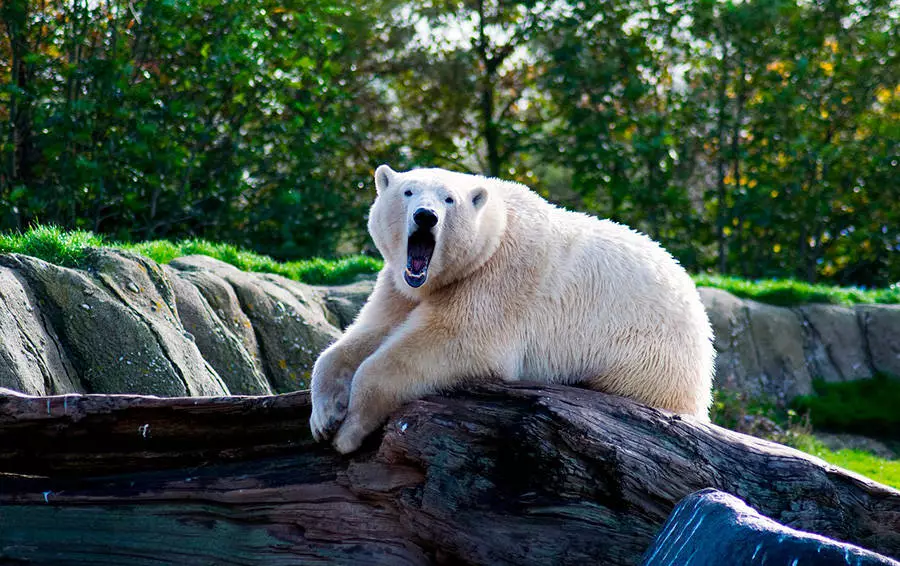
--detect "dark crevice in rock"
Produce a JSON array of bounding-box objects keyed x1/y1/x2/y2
[
  {"x1": 856, "y1": 308, "x2": 877, "y2": 377},
  {"x1": 164, "y1": 266, "x2": 271, "y2": 395},
  {"x1": 795, "y1": 307, "x2": 844, "y2": 382},
  {"x1": 14, "y1": 313, "x2": 57, "y2": 394},
  {"x1": 41, "y1": 314, "x2": 79, "y2": 392},
  {"x1": 217, "y1": 276, "x2": 281, "y2": 393},
  {"x1": 741, "y1": 302, "x2": 768, "y2": 397}
]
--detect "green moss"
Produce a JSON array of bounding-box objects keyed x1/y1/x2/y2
[{"x1": 791, "y1": 374, "x2": 900, "y2": 438}]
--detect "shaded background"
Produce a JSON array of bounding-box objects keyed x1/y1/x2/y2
[{"x1": 1, "y1": 0, "x2": 898, "y2": 285}]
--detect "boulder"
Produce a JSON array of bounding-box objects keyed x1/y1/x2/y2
[
  {"x1": 315, "y1": 278, "x2": 376, "y2": 330},
  {"x1": 858, "y1": 305, "x2": 900, "y2": 379},
  {"x1": 745, "y1": 300, "x2": 813, "y2": 400},
  {"x1": 641, "y1": 489, "x2": 899, "y2": 566},
  {"x1": 0, "y1": 253, "x2": 226, "y2": 396},
  {"x1": 82, "y1": 249, "x2": 228, "y2": 396},
  {"x1": 798, "y1": 304, "x2": 873, "y2": 382},
  {"x1": 699, "y1": 287, "x2": 764, "y2": 395},
  {"x1": 174, "y1": 268, "x2": 266, "y2": 374},
  {"x1": 164, "y1": 266, "x2": 272, "y2": 395},
  {"x1": 170, "y1": 256, "x2": 340, "y2": 392},
  {"x1": 0, "y1": 265, "x2": 79, "y2": 395}
]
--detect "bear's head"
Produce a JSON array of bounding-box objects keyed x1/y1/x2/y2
[{"x1": 368, "y1": 165, "x2": 507, "y2": 295}]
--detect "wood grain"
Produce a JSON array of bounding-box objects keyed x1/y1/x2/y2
[{"x1": 1, "y1": 384, "x2": 898, "y2": 565}]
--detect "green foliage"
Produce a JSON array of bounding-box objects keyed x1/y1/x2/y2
[
  {"x1": 791, "y1": 375, "x2": 900, "y2": 438},
  {"x1": 1, "y1": 0, "x2": 898, "y2": 281},
  {"x1": 0, "y1": 0, "x2": 375, "y2": 259},
  {"x1": 130, "y1": 239, "x2": 383, "y2": 285},
  {"x1": 128, "y1": 239, "x2": 382, "y2": 284}
]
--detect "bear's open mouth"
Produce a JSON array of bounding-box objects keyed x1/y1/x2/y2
[{"x1": 404, "y1": 229, "x2": 435, "y2": 288}]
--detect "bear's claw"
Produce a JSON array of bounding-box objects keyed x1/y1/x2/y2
[{"x1": 309, "y1": 395, "x2": 347, "y2": 442}]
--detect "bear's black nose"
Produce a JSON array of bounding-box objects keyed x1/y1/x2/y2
[{"x1": 413, "y1": 208, "x2": 438, "y2": 229}]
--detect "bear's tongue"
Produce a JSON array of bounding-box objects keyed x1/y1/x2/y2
[
  {"x1": 405, "y1": 229, "x2": 435, "y2": 288},
  {"x1": 410, "y1": 255, "x2": 428, "y2": 273}
]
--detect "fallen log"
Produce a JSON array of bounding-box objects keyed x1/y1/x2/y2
[{"x1": 1, "y1": 383, "x2": 899, "y2": 565}]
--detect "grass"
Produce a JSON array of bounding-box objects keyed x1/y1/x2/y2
[
  {"x1": 693, "y1": 273, "x2": 900, "y2": 306},
  {"x1": 1, "y1": 225, "x2": 899, "y2": 301},
  {"x1": 0, "y1": 225, "x2": 381, "y2": 285},
  {"x1": 0, "y1": 225, "x2": 105, "y2": 267},
  {"x1": 127, "y1": 238, "x2": 382, "y2": 285},
  {"x1": 791, "y1": 374, "x2": 900, "y2": 439},
  {"x1": 788, "y1": 434, "x2": 900, "y2": 489}
]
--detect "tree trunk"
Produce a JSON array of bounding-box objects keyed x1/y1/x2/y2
[
  {"x1": 715, "y1": 43, "x2": 730, "y2": 275},
  {"x1": 476, "y1": 0, "x2": 501, "y2": 178},
  {"x1": 1, "y1": 383, "x2": 898, "y2": 565}
]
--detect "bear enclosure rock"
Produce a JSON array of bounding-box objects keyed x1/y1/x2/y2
[
  {"x1": 0, "y1": 252, "x2": 344, "y2": 396},
  {"x1": 1, "y1": 384, "x2": 899, "y2": 565}
]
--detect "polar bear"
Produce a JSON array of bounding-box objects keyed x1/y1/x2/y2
[{"x1": 310, "y1": 165, "x2": 715, "y2": 453}]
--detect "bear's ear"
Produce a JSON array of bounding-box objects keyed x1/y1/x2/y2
[
  {"x1": 471, "y1": 186, "x2": 488, "y2": 210},
  {"x1": 374, "y1": 164, "x2": 396, "y2": 194}
]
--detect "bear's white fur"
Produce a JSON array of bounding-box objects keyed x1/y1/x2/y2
[{"x1": 310, "y1": 165, "x2": 715, "y2": 453}]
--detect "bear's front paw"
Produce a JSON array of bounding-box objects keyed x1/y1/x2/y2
[
  {"x1": 309, "y1": 369, "x2": 352, "y2": 442},
  {"x1": 332, "y1": 413, "x2": 371, "y2": 454},
  {"x1": 309, "y1": 395, "x2": 347, "y2": 442}
]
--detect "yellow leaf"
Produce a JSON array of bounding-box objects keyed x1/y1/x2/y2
[
  {"x1": 724, "y1": 174, "x2": 735, "y2": 185},
  {"x1": 876, "y1": 87, "x2": 892, "y2": 104},
  {"x1": 819, "y1": 61, "x2": 834, "y2": 76},
  {"x1": 773, "y1": 244, "x2": 782, "y2": 253},
  {"x1": 748, "y1": 179, "x2": 758, "y2": 188},
  {"x1": 820, "y1": 109, "x2": 829, "y2": 119},
  {"x1": 770, "y1": 190, "x2": 779, "y2": 198},
  {"x1": 767, "y1": 61, "x2": 786, "y2": 74}
]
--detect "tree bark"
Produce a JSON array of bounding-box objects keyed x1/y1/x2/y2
[
  {"x1": 1, "y1": 383, "x2": 898, "y2": 565},
  {"x1": 715, "y1": 33, "x2": 730, "y2": 275}
]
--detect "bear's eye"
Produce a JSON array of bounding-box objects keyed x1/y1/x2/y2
[
  {"x1": 404, "y1": 190, "x2": 412, "y2": 197},
  {"x1": 445, "y1": 197, "x2": 454, "y2": 204}
]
